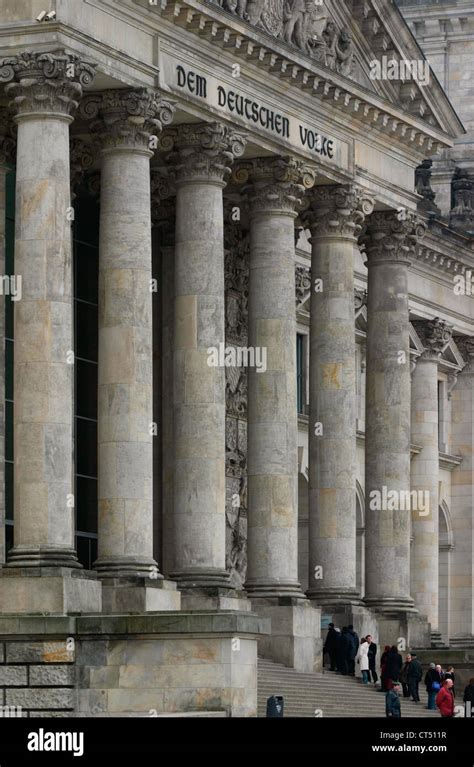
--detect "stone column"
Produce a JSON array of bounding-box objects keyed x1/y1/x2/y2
[
  {"x1": 79, "y1": 90, "x2": 175, "y2": 584},
  {"x1": 0, "y1": 51, "x2": 102, "y2": 613},
  {"x1": 450, "y1": 337, "x2": 474, "y2": 642},
  {"x1": 304, "y1": 184, "x2": 373, "y2": 607},
  {"x1": 361, "y1": 211, "x2": 427, "y2": 643},
  {"x1": 164, "y1": 122, "x2": 246, "y2": 592},
  {"x1": 233, "y1": 157, "x2": 321, "y2": 671},
  {"x1": 0, "y1": 54, "x2": 92, "y2": 567},
  {"x1": 411, "y1": 319, "x2": 451, "y2": 637}
]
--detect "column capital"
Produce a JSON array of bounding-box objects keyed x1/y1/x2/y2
[
  {"x1": 161, "y1": 121, "x2": 246, "y2": 186},
  {"x1": 233, "y1": 155, "x2": 316, "y2": 216},
  {"x1": 413, "y1": 317, "x2": 453, "y2": 362},
  {"x1": 0, "y1": 51, "x2": 96, "y2": 120},
  {"x1": 79, "y1": 88, "x2": 175, "y2": 155},
  {"x1": 361, "y1": 210, "x2": 426, "y2": 266},
  {"x1": 303, "y1": 183, "x2": 374, "y2": 240}
]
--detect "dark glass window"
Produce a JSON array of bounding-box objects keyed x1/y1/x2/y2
[
  {"x1": 4, "y1": 171, "x2": 15, "y2": 553},
  {"x1": 73, "y1": 195, "x2": 99, "y2": 568},
  {"x1": 297, "y1": 333, "x2": 305, "y2": 415}
]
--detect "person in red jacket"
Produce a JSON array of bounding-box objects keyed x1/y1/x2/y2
[{"x1": 436, "y1": 679, "x2": 455, "y2": 717}]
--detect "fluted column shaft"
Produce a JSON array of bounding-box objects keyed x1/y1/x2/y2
[
  {"x1": 166, "y1": 123, "x2": 246, "y2": 589},
  {"x1": 0, "y1": 52, "x2": 95, "y2": 567},
  {"x1": 362, "y1": 211, "x2": 425, "y2": 610},
  {"x1": 305, "y1": 185, "x2": 373, "y2": 604},
  {"x1": 411, "y1": 319, "x2": 451, "y2": 629},
  {"x1": 80, "y1": 89, "x2": 175, "y2": 577},
  {"x1": 238, "y1": 157, "x2": 315, "y2": 598}
]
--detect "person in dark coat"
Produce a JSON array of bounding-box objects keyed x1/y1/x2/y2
[
  {"x1": 424, "y1": 662, "x2": 442, "y2": 710},
  {"x1": 366, "y1": 634, "x2": 378, "y2": 684},
  {"x1": 444, "y1": 666, "x2": 455, "y2": 698},
  {"x1": 347, "y1": 625, "x2": 359, "y2": 676},
  {"x1": 462, "y1": 677, "x2": 474, "y2": 718},
  {"x1": 380, "y1": 645, "x2": 391, "y2": 692},
  {"x1": 407, "y1": 652, "x2": 423, "y2": 702},
  {"x1": 385, "y1": 646, "x2": 403, "y2": 685},
  {"x1": 386, "y1": 681, "x2": 402, "y2": 718},
  {"x1": 338, "y1": 627, "x2": 351, "y2": 676},
  {"x1": 399, "y1": 654, "x2": 411, "y2": 698},
  {"x1": 323, "y1": 623, "x2": 340, "y2": 672}
]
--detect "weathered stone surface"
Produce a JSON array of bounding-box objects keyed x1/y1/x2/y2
[
  {"x1": 29, "y1": 665, "x2": 76, "y2": 686},
  {"x1": 6, "y1": 688, "x2": 74, "y2": 709},
  {"x1": 0, "y1": 666, "x2": 28, "y2": 686}
]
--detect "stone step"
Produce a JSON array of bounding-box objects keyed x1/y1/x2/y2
[{"x1": 257, "y1": 658, "x2": 441, "y2": 718}]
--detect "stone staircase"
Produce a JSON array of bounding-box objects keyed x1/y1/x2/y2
[{"x1": 257, "y1": 658, "x2": 442, "y2": 718}]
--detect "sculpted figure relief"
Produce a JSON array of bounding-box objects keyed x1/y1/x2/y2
[{"x1": 212, "y1": 0, "x2": 354, "y2": 75}]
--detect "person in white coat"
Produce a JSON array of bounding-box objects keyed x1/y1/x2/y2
[{"x1": 357, "y1": 637, "x2": 370, "y2": 684}]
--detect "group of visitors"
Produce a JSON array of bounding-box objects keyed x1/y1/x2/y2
[{"x1": 324, "y1": 623, "x2": 474, "y2": 718}]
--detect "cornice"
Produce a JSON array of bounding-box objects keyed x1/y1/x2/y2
[{"x1": 140, "y1": 0, "x2": 456, "y2": 156}]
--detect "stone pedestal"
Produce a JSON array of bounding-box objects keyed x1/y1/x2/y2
[
  {"x1": 361, "y1": 211, "x2": 425, "y2": 614},
  {"x1": 0, "y1": 568, "x2": 101, "y2": 614},
  {"x1": 304, "y1": 185, "x2": 373, "y2": 606},
  {"x1": 252, "y1": 598, "x2": 322, "y2": 672},
  {"x1": 101, "y1": 577, "x2": 180, "y2": 613}
]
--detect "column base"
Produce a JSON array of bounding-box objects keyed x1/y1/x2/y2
[
  {"x1": 0, "y1": 567, "x2": 102, "y2": 614},
  {"x1": 170, "y1": 569, "x2": 232, "y2": 590},
  {"x1": 244, "y1": 580, "x2": 305, "y2": 600},
  {"x1": 430, "y1": 630, "x2": 448, "y2": 649},
  {"x1": 250, "y1": 596, "x2": 322, "y2": 672},
  {"x1": 94, "y1": 557, "x2": 159, "y2": 579},
  {"x1": 101, "y1": 577, "x2": 181, "y2": 613},
  {"x1": 6, "y1": 546, "x2": 82, "y2": 569},
  {"x1": 306, "y1": 587, "x2": 362, "y2": 606},
  {"x1": 363, "y1": 595, "x2": 417, "y2": 613}
]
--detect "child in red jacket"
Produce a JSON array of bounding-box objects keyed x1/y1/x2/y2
[{"x1": 436, "y1": 679, "x2": 455, "y2": 717}]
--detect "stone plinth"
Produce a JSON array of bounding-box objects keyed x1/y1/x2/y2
[
  {"x1": 101, "y1": 577, "x2": 180, "y2": 613},
  {"x1": 0, "y1": 568, "x2": 101, "y2": 615},
  {"x1": 251, "y1": 598, "x2": 322, "y2": 672}
]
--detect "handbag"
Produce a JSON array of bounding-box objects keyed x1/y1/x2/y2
[{"x1": 432, "y1": 682, "x2": 441, "y2": 691}]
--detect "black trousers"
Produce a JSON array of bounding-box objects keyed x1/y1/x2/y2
[
  {"x1": 369, "y1": 663, "x2": 378, "y2": 683},
  {"x1": 328, "y1": 650, "x2": 338, "y2": 671},
  {"x1": 347, "y1": 658, "x2": 356, "y2": 675},
  {"x1": 409, "y1": 679, "x2": 420, "y2": 701}
]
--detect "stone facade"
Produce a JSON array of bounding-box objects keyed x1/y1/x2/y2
[{"x1": 0, "y1": 0, "x2": 473, "y2": 716}]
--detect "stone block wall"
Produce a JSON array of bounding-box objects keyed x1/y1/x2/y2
[{"x1": 0, "y1": 613, "x2": 267, "y2": 717}]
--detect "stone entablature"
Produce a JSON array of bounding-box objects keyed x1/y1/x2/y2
[{"x1": 153, "y1": 0, "x2": 453, "y2": 157}]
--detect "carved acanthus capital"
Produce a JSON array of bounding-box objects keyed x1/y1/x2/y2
[
  {"x1": 360, "y1": 210, "x2": 426, "y2": 266},
  {"x1": 303, "y1": 184, "x2": 374, "y2": 240},
  {"x1": 79, "y1": 89, "x2": 175, "y2": 153},
  {"x1": 0, "y1": 110, "x2": 16, "y2": 166},
  {"x1": 70, "y1": 138, "x2": 95, "y2": 195},
  {"x1": 413, "y1": 318, "x2": 452, "y2": 361},
  {"x1": 161, "y1": 122, "x2": 246, "y2": 185},
  {"x1": 454, "y1": 335, "x2": 474, "y2": 374},
  {"x1": 0, "y1": 51, "x2": 96, "y2": 119},
  {"x1": 234, "y1": 155, "x2": 316, "y2": 215}
]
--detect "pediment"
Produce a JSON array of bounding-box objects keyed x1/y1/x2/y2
[{"x1": 199, "y1": 0, "x2": 463, "y2": 137}]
